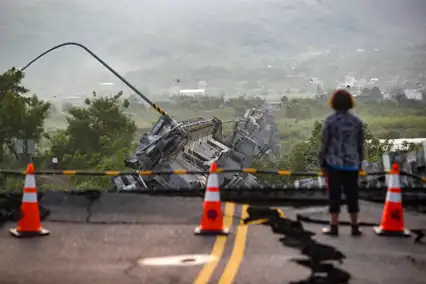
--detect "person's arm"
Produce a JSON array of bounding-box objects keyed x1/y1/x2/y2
[
  {"x1": 318, "y1": 120, "x2": 330, "y2": 168},
  {"x1": 358, "y1": 122, "x2": 365, "y2": 167}
]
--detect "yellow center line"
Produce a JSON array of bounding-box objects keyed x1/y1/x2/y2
[
  {"x1": 276, "y1": 208, "x2": 285, "y2": 218},
  {"x1": 193, "y1": 202, "x2": 235, "y2": 284},
  {"x1": 245, "y1": 218, "x2": 269, "y2": 226},
  {"x1": 218, "y1": 204, "x2": 249, "y2": 284}
]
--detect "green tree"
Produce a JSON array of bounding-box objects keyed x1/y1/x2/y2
[
  {"x1": 369, "y1": 87, "x2": 382, "y2": 99},
  {"x1": 284, "y1": 102, "x2": 311, "y2": 119},
  {"x1": 225, "y1": 96, "x2": 265, "y2": 116},
  {"x1": 125, "y1": 94, "x2": 146, "y2": 112},
  {"x1": 401, "y1": 140, "x2": 422, "y2": 151},
  {"x1": 48, "y1": 92, "x2": 138, "y2": 188},
  {"x1": 286, "y1": 121, "x2": 322, "y2": 171},
  {"x1": 0, "y1": 68, "x2": 28, "y2": 100},
  {"x1": 0, "y1": 68, "x2": 50, "y2": 162},
  {"x1": 0, "y1": 68, "x2": 50, "y2": 191},
  {"x1": 280, "y1": 95, "x2": 289, "y2": 105},
  {"x1": 255, "y1": 120, "x2": 396, "y2": 185},
  {"x1": 254, "y1": 121, "x2": 322, "y2": 185},
  {"x1": 394, "y1": 92, "x2": 407, "y2": 104},
  {"x1": 363, "y1": 123, "x2": 394, "y2": 163}
]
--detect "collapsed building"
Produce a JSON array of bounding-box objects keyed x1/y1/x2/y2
[
  {"x1": 14, "y1": 42, "x2": 281, "y2": 192},
  {"x1": 112, "y1": 103, "x2": 281, "y2": 191},
  {"x1": 18, "y1": 42, "x2": 425, "y2": 191}
]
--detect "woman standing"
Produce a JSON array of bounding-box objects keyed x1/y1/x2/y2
[{"x1": 318, "y1": 89, "x2": 364, "y2": 236}]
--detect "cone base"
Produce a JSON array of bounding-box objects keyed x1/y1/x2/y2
[
  {"x1": 10, "y1": 227, "x2": 50, "y2": 238},
  {"x1": 194, "y1": 226, "x2": 229, "y2": 236},
  {"x1": 373, "y1": 226, "x2": 411, "y2": 237}
]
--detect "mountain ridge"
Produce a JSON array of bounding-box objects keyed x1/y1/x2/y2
[{"x1": 1, "y1": 0, "x2": 425, "y2": 98}]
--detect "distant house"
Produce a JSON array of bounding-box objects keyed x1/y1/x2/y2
[
  {"x1": 179, "y1": 89, "x2": 205, "y2": 96},
  {"x1": 404, "y1": 89, "x2": 423, "y2": 100},
  {"x1": 267, "y1": 100, "x2": 282, "y2": 110},
  {"x1": 382, "y1": 92, "x2": 391, "y2": 100},
  {"x1": 370, "y1": 78, "x2": 379, "y2": 85}
]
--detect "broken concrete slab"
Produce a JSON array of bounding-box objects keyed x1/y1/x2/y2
[{"x1": 41, "y1": 192, "x2": 91, "y2": 222}]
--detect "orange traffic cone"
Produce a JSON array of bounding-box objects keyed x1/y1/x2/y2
[
  {"x1": 194, "y1": 162, "x2": 229, "y2": 235},
  {"x1": 373, "y1": 163, "x2": 410, "y2": 237},
  {"x1": 10, "y1": 163, "x2": 49, "y2": 238}
]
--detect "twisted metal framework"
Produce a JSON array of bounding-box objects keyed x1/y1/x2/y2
[{"x1": 16, "y1": 42, "x2": 284, "y2": 191}]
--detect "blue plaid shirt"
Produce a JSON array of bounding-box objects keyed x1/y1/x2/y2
[{"x1": 318, "y1": 111, "x2": 365, "y2": 171}]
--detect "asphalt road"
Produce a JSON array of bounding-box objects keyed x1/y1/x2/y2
[{"x1": 1, "y1": 193, "x2": 426, "y2": 284}]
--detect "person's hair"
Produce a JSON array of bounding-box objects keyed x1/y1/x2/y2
[{"x1": 329, "y1": 89, "x2": 355, "y2": 111}]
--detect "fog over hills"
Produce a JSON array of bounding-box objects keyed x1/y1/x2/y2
[{"x1": 1, "y1": 0, "x2": 426, "y2": 99}]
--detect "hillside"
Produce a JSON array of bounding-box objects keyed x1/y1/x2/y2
[{"x1": 1, "y1": 0, "x2": 426, "y2": 98}]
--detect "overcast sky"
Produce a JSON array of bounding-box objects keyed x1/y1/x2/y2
[{"x1": 1, "y1": 0, "x2": 425, "y2": 99}]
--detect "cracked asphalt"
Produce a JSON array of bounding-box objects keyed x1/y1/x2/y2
[{"x1": 0, "y1": 193, "x2": 426, "y2": 284}]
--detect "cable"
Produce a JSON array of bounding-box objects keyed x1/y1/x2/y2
[{"x1": 20, "y1": 42, "x2": 174, "y2": 122}]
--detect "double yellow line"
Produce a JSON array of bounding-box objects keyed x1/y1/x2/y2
[{"x1": 193, "y1": 203, "x2": 249, "y2": 284}]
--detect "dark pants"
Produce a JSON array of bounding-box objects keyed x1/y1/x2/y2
[{"x1": 326, "y1": 166, "x2": 360, "y2": 214}]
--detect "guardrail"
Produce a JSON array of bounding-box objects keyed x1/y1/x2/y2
[
  {"x1": 0, "y1": 168, "x2": 425, "y2": 182},
  {"x1": 0, "y1": 168, "x2": 390, "y2": 176}
]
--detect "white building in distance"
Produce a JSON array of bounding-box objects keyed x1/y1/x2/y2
[
  {"x1": 404, "y1": 89, "x2": 423, "y2": 100},
  {"x1": 179, "y1": 89, "x2": 205, "y2": 95}
]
